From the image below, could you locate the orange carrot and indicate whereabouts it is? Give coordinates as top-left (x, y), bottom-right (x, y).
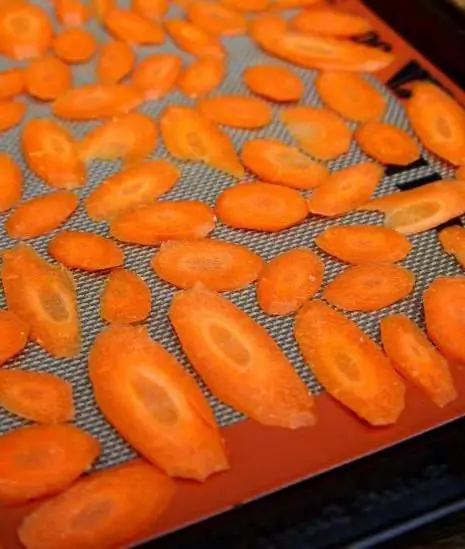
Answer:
top-left (187, 1), bottom-right (247, 36)
top-left (0, 310), bottom-right (29, 366)
top-left (0, 153), bottom-right (22, 213)
top-left (25, 55), bottom-right (72, 101)
top-left (54, 0), bottom-right (90, 27)
top-left (132, 0), bottom-right (167, 20)
top-left (91, 0), bottom-right (116, 21)
top-left (165, 19), bottom-right (225, 58)
top-left (178, 56), bottom-right (225, 99)
top-left (104, 8), bottom-right (164, 45)
top-left (439, 225), bottom-right (465, 268)
top-left (220, 0), bottom-right (269, 11)
top-left (270, 0), bottom-right (320, 7)
top-left (243, 64), bottom-right (304, 103)
top-left (197, 95), bottom-right (273, 129)
top-left (53, 28), bottom-right (97, 64)
top-left (0, 68), bottom-right (25, 100)
top-left (0, 100), bottom-right (25, 132)
top-left (100, 269), bottom-right (151, 323)
top-left (96, 40), bottom-right (135, 84)
top-left (132, 53), bottom-right (182, 100)
top-left (291, 8), bottom-right (372, 37)
top-left (457, 165), bottom-right (465, 179)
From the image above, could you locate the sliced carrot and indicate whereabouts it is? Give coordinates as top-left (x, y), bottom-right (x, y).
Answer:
top-left (249, 13), bottom-right (288, 49)
top-left (457, 166), bottom-right (465, 179)
top-left (22, 119), bottom-right (85, 189)
top-left (380, 314), bottom-right (457, 408)
top-left (243, 64), bottom-right (304, 103)
top-left (187, 1), bottom-right (247, 36)
top-left (49, 231), bottom-right (124, 271)
top-left (295, 300), bottom-right (405, 426)
top-left (53, 28), bottom-right (97, 64)
top-left (315, 225), bottom-right (412, 264)
top-left (169, 286), bottom-right (316, 428)
top-left (0, 68), bottom-right (25, 100)
top-left (104, 8), bottom-right (164, 45)
top-left (152, 239), bottom-right (264, 291)
top-left (0, 153), bottom-right (22, 213)
top-left (85, 161), bottom-right (180, 221)
top-left (197, 95), bottom-right (273, 129)
top-left (110, 200), bottom-right (216, 245)
top-left (220, 0), bottom-right (269, 11)
top-left (0, 100), bottom-right (25, 132)
top-left (132, 0), bottom-right (167, 20)
top-left (0, 424), bottom-right (99, 505)
top-left (19, 459), bottom-right (175, 549)
top-left (178, 56), bottom-right (225, 99)
top-left (216, 181), bottom-right (308, 232)
top-left (100, 269), bottom-right (151, 323)
top-left (54, 0), bottom-right (90, 27)
top-left (315, 71), bottom-right (387, 122)
top-left (89, 325), bottom-right (228, 480)
top-left (291, 8), bottom-right (372, 37)
top-left (257, 248), bottom-right (324, 316)
top-left (25, 55), bottom-right (72, 101)
top-left (407, 82), bottom-right (465, 166)
top-left (132, 53), bottom-right (182, 100)
top-left (0, 310), bottom-right (29, 366)
top-left (160, 106), bottom-right (244, 178)
top-left (96, 40), bottom-right (135, 84)
top-left (307, 162), bottom-right (383, 217)
top-left (91, 0), bottom-right (115, 21)
top-left (165, 19), bottom-right (225, 58)
top-left (241, 138), bottom-right (329, 190)
top-left (270, 0), bottom-right (320, 7)
top-left (439, 225), bottom-right (465, 268)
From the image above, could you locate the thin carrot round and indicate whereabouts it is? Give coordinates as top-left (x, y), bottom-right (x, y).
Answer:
top-left (243, 64), bottom-right (304, 102)
top-left (96, 40), bottom-right (135, 84)
top-left (0, 100), bottom-right (25, 132)
top-left (291, 8), bottom-right (372, 37)
top-left (0, 68), bottom-right (25, 100)
top-left (0, 310), bottom-right (29, 366)
top-left (165, 19), bottom-right (225, 58)
top-left (187, 1), bottom-right (247, 36)
top-left (25, 55), bottom-right (73, 101)
top-left (104, 8), bottom-right (164, 45)
top-left (0, 153), bottom-right (22, 213)
top-left (197, 95), bottom-right (273, 129)
top-left (178, 56), bottom-right (225, 99)
top-left (131, 53), bottom-right (182, 100)
top-left (53, 27), bottom-right (97, 64)
top-left (100, 269), bottom-right (151, 323)
top-left (132, 0), bottom-right (168, 20)
top-left (439, 225), bottom-right (465, 268)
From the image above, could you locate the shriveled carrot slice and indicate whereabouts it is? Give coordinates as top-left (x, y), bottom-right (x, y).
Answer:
top-left (315, 225), bottom-right (412, 264)
top-left (25, 55), bottom-right (72, 101)
top-left (0, 424), bottom-right (99, 505)
top-left (89, 325), bottom-right (228, 480)
top-left (49, 231), bottom-right (124, 271)
top-left (0, 100), bottom-right (25, 132)
top-left (0, 310), bottom-right (29, 366)
top-left (178, 56), bottom-right (225, 99)
top-left (315, 71), bottom-right (387, 122)
top-left (96, 40), bottom-right (135, 84)
top-left (104, 8), bottom-right (164, 45)
top-left (439, 225), bottom-right (465, 268)
top-left (323, 263), bottom-right (415, 312)
top-left (22, 119), bottom-right (85, 189)
top-left (216, 181), bottom-right (308, 232)
top-left (132, 0), bottom-right (167, 20)
top-left (361, 180), bottom-right (465, 234)
top-left (220, 0), bottom-right (269, 11)
top-left (160, 106), bottom-right (244, 178)
top-left (85, 161), bottom-right (179, 222)
top-left (110, 201), bottom-right (216, 245)
top-left (291, 8), bottom-right (372, 37)
top-left (91, 0), bottom-right (115, 21)
top-left (53, 28), bottom-right (97, 64)
top-left (165, 19), bottom-right (225, 58)
top-left (243, 65), bottom-right (304, 103)
top-left (457, 166), bottom-right (465, 179)
top-left (407, 82), bottom-right (465, 166)
top-left (197, 95), bottom-right (273, 129)
top-left (100, 269), bottom-right (151, 323)
top-left (169, 286), bottom-right (316, 428)
top-left (0, 68), bottom-right (25, 100)
top-left (257, 248), bottom-right (324, 316)
top-left (54, 0), bottom-right (90, 27)
top-left (152, 239), bottom-right (264, 291)
top-left (187, 1), bottom-right (247, 36)
top-left (241, 139), bottom-right (329, 190)
top-left (295, 300), bottom-right (405, 425)
top-left (307, 162), bottom-right (383, 217)
top-left (0, 153), bottom-right (22, 213)
top-left (132, 53), bottom-right (182, 100)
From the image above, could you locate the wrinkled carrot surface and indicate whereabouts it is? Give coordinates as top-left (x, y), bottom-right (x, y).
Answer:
top-left (0, 310), bottom-right (29, 366)
top-left (0, 153), bottom-right (22, 213)
top-left (104, 8), bottom-right (164, 45)
top-left (291, 8), bottom-right (372, 37)
top-left (178, 56), bottom-right (225, 99)
top-left (25, 55), bottom-right (72, 101)
top-left (132, 0), bottom-right (168, 20)
top-left (187, 1), bottom-right (247, 36)
top-left (439, 225), bottom-right (465, 268)
top-left (197, 95), bottom-right (273, 129)
top-left (165, 19), bottom-right (225, 58)
top-left (96, 40), bottom-right (135, 84)
top-left (54, 0), bottom-right (90, 27)
top-left (0, 68), bottom-right (25, 100)
top-left (132, 53), bottom-right (182, 100)
top-left (0, 100), bottom-right (25, 132)
top-left (244, 64), bottom-right (304, 103)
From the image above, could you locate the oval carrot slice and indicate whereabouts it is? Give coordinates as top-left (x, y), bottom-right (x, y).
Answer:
top-left (315, 225), bottom-right (412, 264)
top-left (169, 286), bottom-right (316, 428)
top-left (25, 55), bottom-right (72, 101)
top-left (197, 95), bottom-right (273, 129)
top-left (216, 181), bottom-right (308, 232)
top-left (53, 27), bottom-right (97, 64)
top-left (132, 53), bottom-right (182, 100)
top-left (281, 106), bottom-right (352, 161)
top-left (439, 225), bottom-right (465, 268)
top-left (54, 0), bottom-right (90, 27)
top-left (0, 68), bottom-right (25, 100)
top-left (0, 153), bottom-right (22, 213)
top-left (160, 106), bottom-right (244, 178)
top-left (295, 300), bottom-right (405, 426)
top-left (96, 40), bottom-right (135, 84)
top-left (0, 424), bottom-right (99, 505)
top-left (291, 8), bottom-right (372, 37)
top-left (241, 138), bottom-right (329, 190)
top-left (0, 100), bottom-right (25, 132)
top-left (0, 370), bottom-right (75, 423)
top-left (315, 71), bottom-right (387, 122)
top-left (132, 0), bottom-right (167, 20)
top-left (257, 248), bottom-right (324, 316)
top-left (89, 324), bottom-right (228, 480)
top-left (100, 269), bottom-right (151, 323)
top-left (307, 162), bottom-right (383, 217)
top-left (91, 0), bottom-right (116, 21)
top-left (110, 200), bottom-right (216, 245)
top-left (220, 0), bottom-right (269, 11)
top-left (165, 19), bottom-right (225, 58)
top-left (187, 1), bottom-right (247, 36)
top-left (178, 56), bottom-right (225, 99)
top-left (152, 239), bottom-right (264, 291)
top-left (0, 310), bottom-right (29, 366)
top-left (104, 8), bottom-right (164, 45)
top-left (85, 160), bottom-right (180, 221)
top-left (243, 64), bottom-right (304, 103)
top-left (323, 263), bottom-right (415, 312)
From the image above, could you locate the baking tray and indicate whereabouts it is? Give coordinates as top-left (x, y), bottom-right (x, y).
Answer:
top-left (1, 1), bottom-right (465, 548)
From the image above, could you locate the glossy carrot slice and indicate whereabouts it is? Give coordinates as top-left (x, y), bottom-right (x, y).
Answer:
top-left (169, 286), bottom-right (316, 428)
top-left (315, 225), bottom-right (412, 264)
top-left (53, 28), bottom-right (97, 64)
top-left (241, 138), bottom-right (329, 190)
top-left (216, 181), bottom-right (308, 231)
top-left (197, 95), bottom-right (273, 129)
top-left (54, 0), bottom-right (90, 27)
top-left (22, 119), bottom-right (85, 189)
top-left (110, 200), bottom-right (216, 245)
top-left (439, 225), bottom-right (465, 268)
top-left (291, 8), bottom-right (372, 37)
top-left (0, 153), bottom-right (22, 213)
top-left (100, 269), bottom-right (151, 323)
top-left (315, 71), bottom-right (386, 122)
top-left (89, 325), bottom-right (228, 480)
top-left (132, 53), bottom-right (182, 100)
top-left (0, 424), bottom-right (99, 505)
top-left (0, 68), bottom-right (25, 100)
top-left (220, 0), bottom-right (269, 11)
top-left (407, 82), bottom-right (465, 166)
top-left (257, 248), bottom-right (324, 316)
top-left (178, 56), bottom-right (225, 99)
top-left (91, 0), bottom-right (115, 21)
top-left (187, 1), bottom-right (247, 36)
top-left (307, 162), bottom-right (383, 217)
top-left (160, 106), bottom-right (244, 178)
top-left (0, 100), bottom-right (25, 132)
top-left (25, 55), bottom-right (72, 101)
top-left (295, 300), bottom-right (405, 425)
top-left (243, 64), bottom-right (304, 103)
top-left (96, 40), bottom-right (135, 84)
top-left (0, 310), bottom-right (29, 366)
top-left (165, 19), bottom-right (225, 58)
top-left (104, 8), bottom-right (164, 45)
top-left (132, 0), bottom-right (167, 20)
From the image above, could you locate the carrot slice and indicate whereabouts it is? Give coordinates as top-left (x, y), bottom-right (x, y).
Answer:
top-left (0, 310), bottom-right (29, 366)
top-left (25, 55), bottom-right (72, 101)
top-left (257, 248), bottom-right (324, 316)
top-left (291, 8), bottom-right (372, 37)
top-left (19, 459), bottom-right (175, 549)
top-left (110, 200), bottom-right (216, 245)
top-left (315, 71), bottom-right (387, 122)
top-left (216, 181), bottom-right (308, 232)
top-left (54, 0), bottom-right (90, 27)
top-left (22, 119), bottom-right (85, 189)
top-left (323, 263), bottom-right (415, 312)
top-left (49, 231), bottom-right (124, 271)
top-left (0, 153), bottom-right (22, 213)
top-left (439, 225), bottom-right (465, 268)
top-left (132, 53), bottom-right (182, 100)
top-left (0, 68), bottom-right (25, 100)
top-left (295, 300), bottom-right (405, 426)
top-left (0, 100), bottom-right (25, 132)
top-left (165, 19), bottom-right (225, 58)
top-left (270, 0), bottom-right (320, 7)
top-left (407, 82), bottom-right (465, 166)
top-left (178, 56), bottom-right (225, 99)
top-left (53, 28), bottom-right (97, 64)
top-left (241, 138), bottom-right (329, 190)
top-left (132, 0), bottom-right (167, 20)
top-left (243, 64), bottom-right (304, 103)
top-left (100, 269), bottom-right (151, 323)
top-left (152, 239), bottom-right (264, 291)
top-left (169, 286), bottom-right (316, 428)
top-left (197, 95), bottom-right (273, 129)
top-left (220, 0), bottom-right (269, 11)
top-left (0, 424), bottom-right (99, 505)
top-left (315, 225), bottom-right (412, 264)
top-left (104, 8), bottom-right (164, 45)
top-left (307, 162), bottom-right (383, 217)
top-left (89, 324), bottom-right (228, 480)
top-left (160, 106), bottom-right (244, 178)
top-left (361, 180), bottom-right (465, 234)
top-left (91, 0), bottom-right (115, 21)
top-left (457, 166), bottom-right (465, 179)
top-left (187, 1), bottom-right (247, 36)
top-left (96, 40), bottom-right (135, 84)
